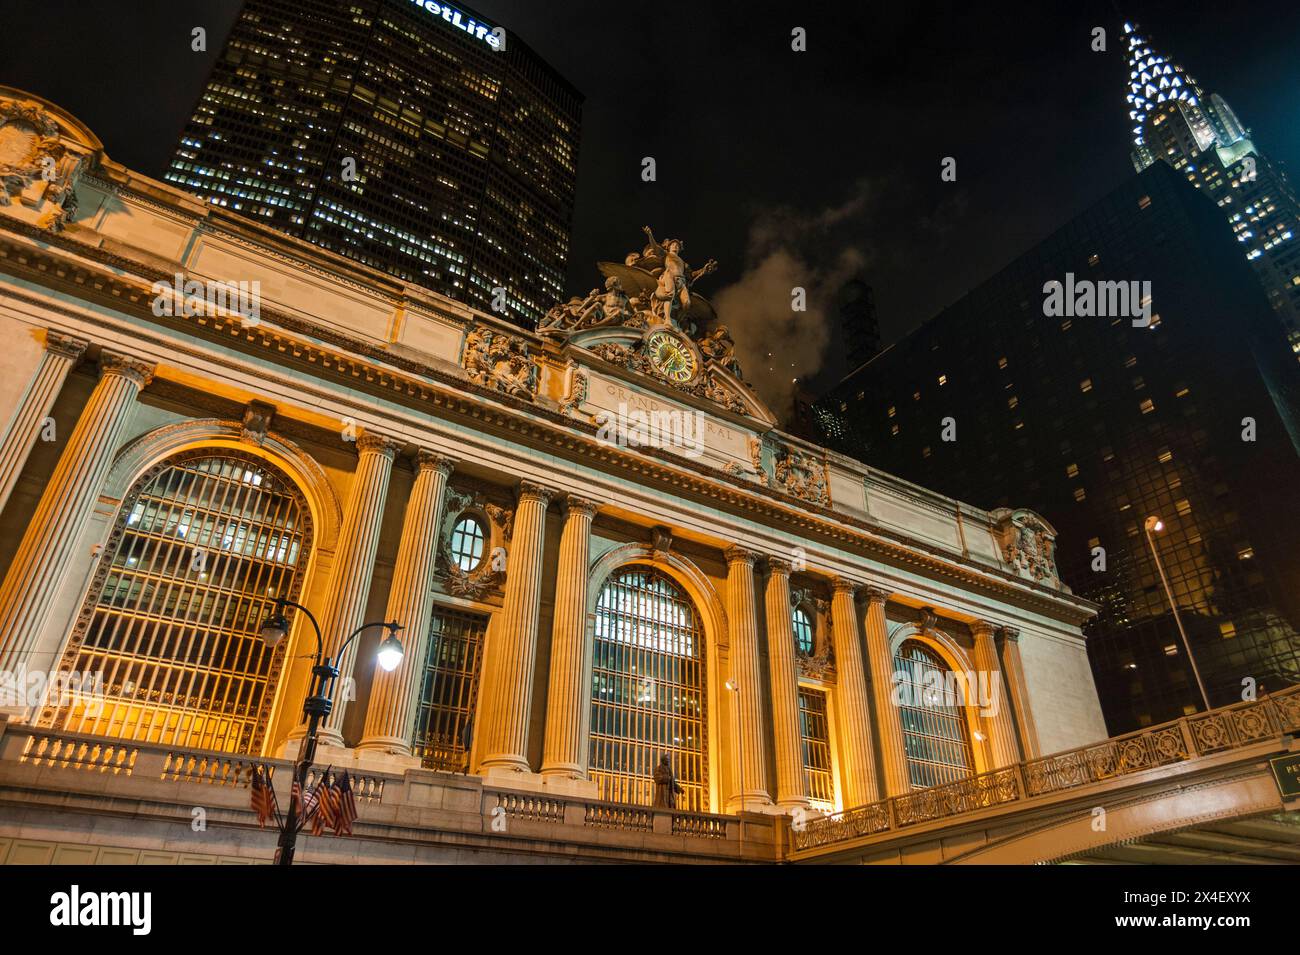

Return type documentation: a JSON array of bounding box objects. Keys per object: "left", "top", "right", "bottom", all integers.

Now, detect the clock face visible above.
[{"left": 647, "top": 331, "right": 698, "bottom": 382}]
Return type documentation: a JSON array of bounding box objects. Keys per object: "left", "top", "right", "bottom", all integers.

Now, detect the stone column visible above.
[
  {"left": 972, "top": 620, "right": 1020, "bottom": 768},
  {"left": 863, "top": 584, "right": 910, "bottom": 798},
  {"left": 0, "top": 331, "right": 88, "bottom": 514},
  {"left": 725, "top": 546, "right": 771, "bottom": 812},
  {"left": 479, "top": 481, "right": 553, "bottom": 775},
  {"left": 540, "top": 495, "right": 600, "bottom": 789},
  {"left": 316, "top": 431, "right": 398, "bottom": 749},
  {"left": 764, "top": 557, "right": 807, "bottom": 810},
  {"left": 0, "top": 350, "right": 153, "bottom": 676},
  {"left": 998, "top": 626, "right": 1040, "bottom": 759},
  {"left": 357, "top": 450, "right": 456, "bottom": 756},
  {"left": 830, "top": 578, "right": 879, "bottom": 808}
]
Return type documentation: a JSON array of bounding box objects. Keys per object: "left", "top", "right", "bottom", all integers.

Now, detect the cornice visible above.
[{"left": 0, "top": 226, "right": 1097, "bottom": 623}]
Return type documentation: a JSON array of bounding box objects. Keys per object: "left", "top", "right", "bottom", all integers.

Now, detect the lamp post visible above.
[
  {"left": 258, "top": 596, "right": 404, "bottom": 866},
  {"left": 1143, "top": 516, "right": 1211, "bottom": 712},
  {"left": 725, "top": 679, "right": 745, "bottom": 859}
]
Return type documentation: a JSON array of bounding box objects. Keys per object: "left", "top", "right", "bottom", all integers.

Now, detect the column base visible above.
[
  {"left": 726, "top": 793, "right": 778, "bottom": 815},
  {"left": 317, "top": 743, "right": 420, "bottom": 775},
  {"left": 271, "top": 740, "right": 419, "bottom": 775},
  {"left": 774, "top": 797, "right": 811, "bottom": 814},
  {"left": 479, "top": 763, "right": 546, "bottom": 792},
  {"left": 315, "top": 729, "right": 346, "bottom": 750},
  {"left": 354, "top": 735, "right": 413, "bottom": 759},
  {"left": 540, "top": 772, "right": 599, "bottom": 798}
]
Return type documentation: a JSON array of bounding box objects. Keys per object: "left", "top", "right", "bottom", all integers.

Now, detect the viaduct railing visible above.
[{"left": 791, "top": 684, "right": 1300, "bottom": 852}]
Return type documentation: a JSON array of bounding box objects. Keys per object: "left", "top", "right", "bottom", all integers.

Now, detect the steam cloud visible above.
[{"left": 712, "top": 183, "right": 873, "bottom": 414}]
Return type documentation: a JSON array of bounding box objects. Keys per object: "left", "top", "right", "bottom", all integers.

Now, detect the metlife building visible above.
[{"left": 166, "top": 0, "right": 582, "bottom": 327}]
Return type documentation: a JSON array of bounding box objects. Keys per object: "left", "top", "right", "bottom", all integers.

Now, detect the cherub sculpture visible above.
[{"left": 578, "top": 276, "right": 633, "bottom": 328}]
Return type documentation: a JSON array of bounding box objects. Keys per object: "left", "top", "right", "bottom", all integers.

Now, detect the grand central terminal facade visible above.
[{"left": 0, "top": 88, "right": 1108, "bottom": 864}]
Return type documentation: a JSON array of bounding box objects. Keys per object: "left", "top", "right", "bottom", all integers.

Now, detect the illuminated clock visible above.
[{"left": 646, "top": 331, "right": 698, "bottom": 383}]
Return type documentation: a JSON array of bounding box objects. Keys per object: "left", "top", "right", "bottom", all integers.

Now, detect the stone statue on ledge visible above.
[
  {"left": 652, "top": 754, "right": 684, "bottom": 809},
  {"left": 698, "top": 324, "right": 742, "bottom": 377}
]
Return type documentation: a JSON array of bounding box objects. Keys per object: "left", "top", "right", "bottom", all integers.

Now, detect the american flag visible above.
[
  {"left": 312, "top": 774, "right": 339, "bottom": 837},
  {"left": 334, "top": 771, "right": 358, "bottom": 836},
  {"left": 249, "top": 764, "right": 276, "bottom": 828},
  {"left": 292, "top": 775, "right": 321, "bottom": 829}
]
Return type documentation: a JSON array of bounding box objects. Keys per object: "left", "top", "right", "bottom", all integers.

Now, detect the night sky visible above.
[{"left": 4, "top": 0, "right": 1298, "bottom": 403}]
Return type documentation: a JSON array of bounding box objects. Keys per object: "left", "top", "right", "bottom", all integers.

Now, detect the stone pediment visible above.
[
  {"left": 569, "top": 324, "right": 775, "bottom": 426},
  {"left": 540, "top": 227, "right": 776, "bottom": 427}
]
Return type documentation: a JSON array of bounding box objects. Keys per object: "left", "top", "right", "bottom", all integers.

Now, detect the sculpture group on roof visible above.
[{"left": 538, "top": 226, "right": 738, "bottom": 373}]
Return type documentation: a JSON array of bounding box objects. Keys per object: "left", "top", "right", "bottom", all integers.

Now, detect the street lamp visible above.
[
  {"left": 257, "top": 596, "right": 404, "bottom": 865},
  {"left": 1143, "top": 516, "right": 1211, "bottom": 712}
]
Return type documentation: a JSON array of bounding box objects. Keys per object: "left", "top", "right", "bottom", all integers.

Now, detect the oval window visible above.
[
  {"left": 449, "top": 515, "right": 486, "bottom": 571},
  {"left": 792, "top": 607, "right": 814, "bottom": 655}
]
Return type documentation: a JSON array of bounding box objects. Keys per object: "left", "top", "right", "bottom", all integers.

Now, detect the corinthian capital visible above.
[
  {"left": 356, "top": 431, "right": 400, "bottom": 457},
  {"left": 861, "top": 584, "right": 891, "bottom": 605},
  {"left": 766, "top": 556, "right": 793, "bottom": 577},
  {"left": 415, "top": 449, "right": 458, "bottom": 477},
  {"left": 98, "top": 350, "right": 155, "bottom": 389},
  {"left": 518, "top": 481, "right": 555, "bottom": 505},
  {"left": 831, "top": 576, "right": 861, "bottom": 597},
  {"left": 724, "top": 546, "right": 759, "bottom": 567},
  {"left": 563, "top": 494, "right": 600, "bottom": 520},
  {"left": 45, "top": 331, "right": 89, "bottom": 361}
]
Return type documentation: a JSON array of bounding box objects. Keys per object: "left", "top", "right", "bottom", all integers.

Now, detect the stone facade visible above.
[{"left": 0, "top": 88, "right": 1107, "bottom": 863}]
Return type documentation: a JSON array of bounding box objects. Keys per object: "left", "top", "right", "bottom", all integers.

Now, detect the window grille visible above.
[
  {"left": 892, "top": 641, "right": 975, "bottom": 789},
  {"left": 412, "top": 607, "right": 488, "bottom": 772},
  {"left": 49, "top": 450, "right": 311, "bottom": 754},
  {"left": 589, "top": 567, "right": 707, "bottom": 811},
  {"left": 798, "top": 686, "right": 835, "bottom": 810}
]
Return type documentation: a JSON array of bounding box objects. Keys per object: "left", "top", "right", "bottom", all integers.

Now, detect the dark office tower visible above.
[
  {"left": 838, "top": 279, "right": 881, "bottom": 370},
  {"left": 812, "top": 163, "right": 1300, "bottom": 735},
  {"left": 166, "top": 0, "right": 582, "bottom": 327},
  {"left": 1124, "top": 21, "right": 1300, "bottom": 351}
]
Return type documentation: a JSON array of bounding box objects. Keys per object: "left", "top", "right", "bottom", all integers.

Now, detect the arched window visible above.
[
  {"left": 792, "top": 606, "right": 814, "bottom": 655},
  {"left": 448, "top": 514, "right": 486, "bottom": 571},
  {"left": 590, "top": 566, "right": 707, "bottom": 811},
  {"left": 49, "top": 450, "right": 312, "bottom": 754},
  {"left": 892, "top": 640, "right": 975, "bottom": 789}
]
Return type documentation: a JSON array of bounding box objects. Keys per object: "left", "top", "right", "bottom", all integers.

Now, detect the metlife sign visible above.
[{"left": 410, "top": 0, "right": 504, "bottom": 50}]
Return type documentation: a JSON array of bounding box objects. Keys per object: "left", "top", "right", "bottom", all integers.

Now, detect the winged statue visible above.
[{"left": 595, "top": 226, "right": 719, "bottom": 334}]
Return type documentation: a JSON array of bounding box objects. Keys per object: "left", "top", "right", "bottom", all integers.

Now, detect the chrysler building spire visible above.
[
  {"left": 1123, "top": 21, "right": 1208, "bottom": 166},
  {"left": 1120, "top": 21, "right": 1300, "bottom": 347}
]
